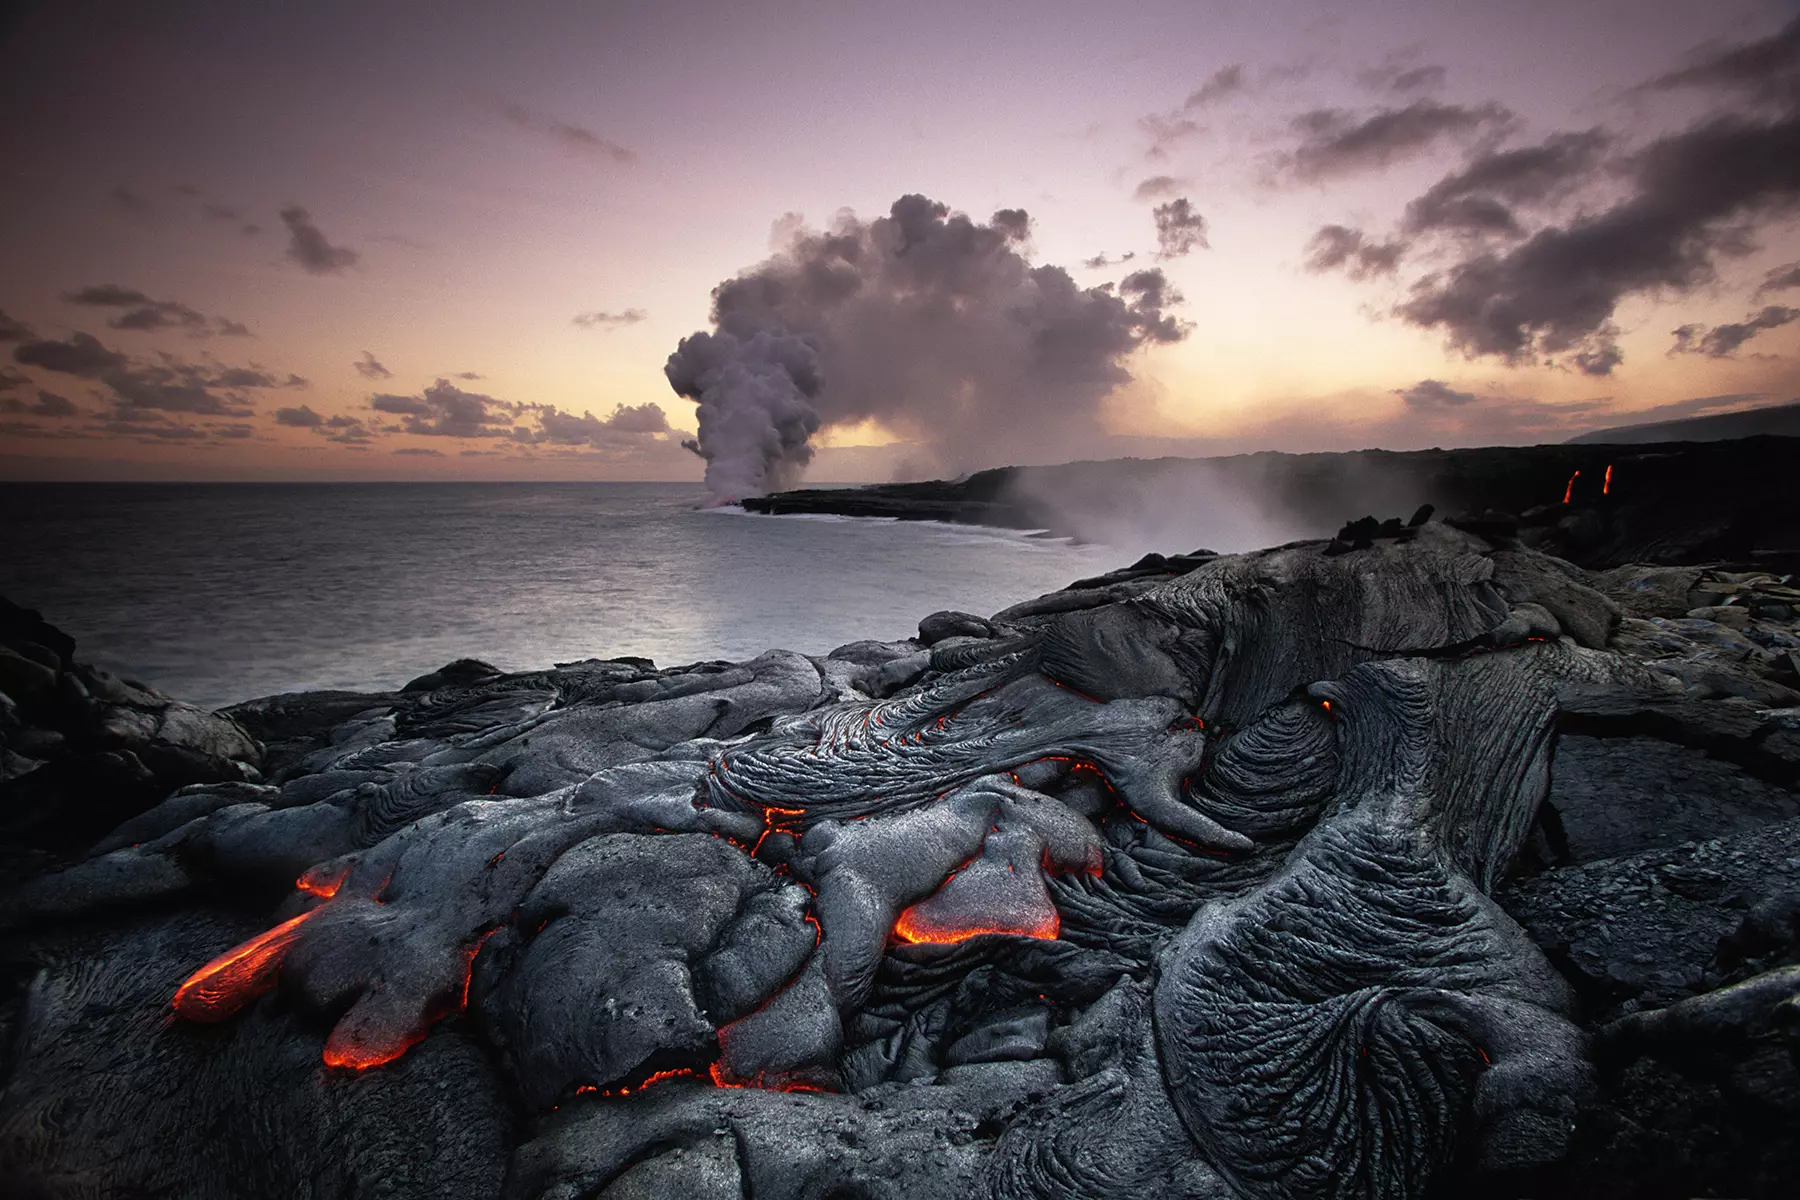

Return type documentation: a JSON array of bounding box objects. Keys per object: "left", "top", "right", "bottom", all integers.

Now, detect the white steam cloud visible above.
[{"left": 665, "top": 193, "right": 1189, "bottom": 498}]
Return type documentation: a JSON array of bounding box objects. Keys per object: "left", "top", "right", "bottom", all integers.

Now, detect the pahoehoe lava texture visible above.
[{"left": 4, "top": 521, "right": 1800, "bottom": 1197}]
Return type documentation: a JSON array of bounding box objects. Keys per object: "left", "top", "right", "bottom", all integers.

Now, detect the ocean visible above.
[{"left": 0, "top": 482, "right": 1114, "bottom": 711}]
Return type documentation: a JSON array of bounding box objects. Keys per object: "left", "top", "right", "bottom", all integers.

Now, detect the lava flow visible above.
[
  {"left": 892, "top": 906, "right": 1060, "bottom": 944},
  {"left": 171, "top": 909, "right": 318, "bottom": 1022}
]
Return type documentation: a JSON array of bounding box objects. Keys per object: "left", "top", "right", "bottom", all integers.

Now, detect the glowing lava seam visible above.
[{"left": 171, "top": 909, "right": 318, "bottom": 1022}]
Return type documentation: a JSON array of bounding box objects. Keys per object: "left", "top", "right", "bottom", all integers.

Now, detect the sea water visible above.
[{"left": 0, "top": 482, "right": 1114, "bottom": 710}]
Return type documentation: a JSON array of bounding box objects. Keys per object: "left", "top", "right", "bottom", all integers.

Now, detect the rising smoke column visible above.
[{"left": 665, "top": 194, "right": 1189, "bottom": 497}]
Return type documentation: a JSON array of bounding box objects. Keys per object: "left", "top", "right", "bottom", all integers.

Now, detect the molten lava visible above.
[
  {"left": 172, "top": 909, "right": 318, "bottom": 1022},
  {"left": 1562, "top": 470, "right": 1580, "bottom": 504},
  {"left": 322, "top": 1025, "right": 428, "bottom": 1072},
  {"left": 295, "top": 863, "right": 348, "bottom": 899},
  {"left": 892, "top": 906, "right": 1060, "bottom": 944},
  {"left": 1603, "top": 463, "right": 1613, "bottom": 495}
]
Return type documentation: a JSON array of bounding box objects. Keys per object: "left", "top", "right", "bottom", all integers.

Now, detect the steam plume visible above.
[{"left": 665, "top": 193, "right": 1188, "bottom": 497}]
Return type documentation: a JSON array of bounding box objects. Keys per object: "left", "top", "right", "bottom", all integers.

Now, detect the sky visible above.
[{"left": 1, "top": 0, "right": 1798, "bottom": 483}]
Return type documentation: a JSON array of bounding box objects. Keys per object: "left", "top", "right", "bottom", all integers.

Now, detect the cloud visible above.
[
  {"left": 392, "top": 447, "right": 443, "bottom": 456},
  {"left": 214, "top": 318, "right": 253, "bottom": 336},
  {"left": 572, "top": 309, "right": 648, "bottom": 330},
  {"left": 1141, "top": 113, "right": 1203, "bottom": 159},
  {"left": 668, "top": 194, "right": 1191, "bottom": 495},
  {"left": 1152, "top": 197, "right": 1209, "bottom": 258},
  {"left": 523, "top": 402, "right": 671, "bottom": 447},
  {"left": 1394, "top": 379, "right": 1481, "bottom": 409},
  {"left": 451, "top": 371, "right": 484, "bottom": 380},
  {"left": 1395, "top": 107, "right": 1800, "bottom": 373},
  {"left": 275, "top": 404, "right": 325, "bottom": 427},
  {"left": 279, "top": 206, "right": 359, "bottom": 274},
  {"left": 1286, "top": 101, "right": 1514, "bottom": 180},
  {"left": 1082, "top": 251, "right": 1137, "bottom": 269},
  {"left": 1643, "top": 13, "right": 1800, "bottom": 106},
  {"left": 1358, "top": 63, "right": 1448, "bottom": 94},
  {"left": 1669, "top": 305, "right": 1800, "bottom": 356},
  {"left": 354, "top": 350, "right": 392, "bottom": 379},
  {"left": 0, "top": 310, "right": 32, "bottom": 343},
  {"left": 13, "top": 332, "right": 129, "bottom": 376},
  {"left": 1400, "top": 130, "right": 1610, "bottom": 237},
  {"left": 1304, "top": 225, "right": 1404, "bottom": 279},
  {"left": 1185, "top": 64, "right": 1246, "bottom": 108},
  {"left": 1132, "top": 175, "right": 1188, "bottom": 202},
  {"left": 370, "top": 379, "right": 531, "bottom": 437},
  {"left": 498, "top": 101, "right": 636, "bottom": 164},
  {"left": 108, "top": 185, "right": 154, "bottom": 215},
  {"left": 0, "top": 390, "right": 78, "bottom": 418},
  {"left": 1756, "top": 260, "right": 1800, "bottom": 297},
  {"left": 62, "top": 284, "right": 231, "bottom": 335}
]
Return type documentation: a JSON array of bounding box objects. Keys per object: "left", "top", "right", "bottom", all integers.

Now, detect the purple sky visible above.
[{"left": 2, "top": 0, "right": 1798, "bottom": 481}]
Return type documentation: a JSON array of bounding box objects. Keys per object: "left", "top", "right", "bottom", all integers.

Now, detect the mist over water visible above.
[{"left": 0, "top": 482, "right": 1113, "bottom": 711}]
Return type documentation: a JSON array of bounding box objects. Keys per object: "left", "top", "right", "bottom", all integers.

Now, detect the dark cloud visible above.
[
  {"left": 498, "top": 102, "right": 636, "bottom": 164},
  {"left": 525, "top": 403, "right": 670, "bottom": 447},
  {"left": 0, "top": 369, "right": 29, "bottom": 392},
  {"left": 1669, "top": 305, "right": 1800, "bottom": 356},
  {"left": 63, "top": 284, "right": 221, "bottom": 334},
  {"left": 1358, "top": 63, "right": 1448, "bottom": 93},
  {"left": 1132, "top": 175, "right": 1187, "bottom": 202},
  {"left": 109, "top": 185, "right": 154, "bottom": 214},
  {"left": 275, "top": 405, "right": 325, "bottom": 427},
  {"left": 1082, "top": 251, "right": 1137, "bottom": 269},
  {"left": 392, "top": 447, "right": 444, "bottom": 456},
  {"left": 354, "top": 350, "right": 392, "bottom": 379},
  {"left": 1395, "top": 108, "right": 1800, "bottom": 373},
  {"left": 571, "top": 309, "right": 648, "bottom": 330},
  {"left": 451, "top": 371, "right": 484, "bottom": 381},
  {"left": 667, "top": 194, "right": 1191, "bottom": 495},
  {"left": 1756, "top": 261, "right": 1800, "bottom": 297},
  {"left": 1644, "top": 14, "right": 1800, "bottom": 106},
  {"left": 1400, "top": 130, "right": 1610, "bottom": 237},
  {"left": 1185, "top": 64, "right": 1246, "bottom": 108},
  {"left": 991, "top": 209, "right": 1032, "bottom": 242},
  {"left": 370, "top": 379, "right": 531, "bottom": 437},
  {"left": 210, "top": 423, "right": 255, "bottom": 440},
  {"left": 1286, "top": 101, "right": 1514, "bottom": 180},
  {"left": 0, "top": 390, "right": 78, "bottom": 418},
  {"left": 214, "top": 318, "right": 253, "bottom": 337},
  {"left": 1152, "top": 198, "right": 1209, "bottom": 259},
  {"left": 102, "top": 364, "right": 252, "bottom": 416},
  {"left": 100, "top": 417, "right": 206, "bottom": 441},
  {"left": 13, "top": 332, "right": 129, "bottom": 377},
  {"left": 1141, "top": 113, "right": 1203, "bottom": 159},
  {"left": 1304, "top": 225, "right": 1405, "bottom": 280},
  {"left": 279, "top": 206, "right": 359, "bottom": 274},
  {"left": 1394, "top": 379, "right": 1480, "bottom": 409},
  {"left": 0, "top": 310, "right": 32, "bottom": 343}
]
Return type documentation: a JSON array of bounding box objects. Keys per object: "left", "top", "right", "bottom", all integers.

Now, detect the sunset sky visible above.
[{"left": 2, "top": 0, "right": 1798, "bottom": 482}]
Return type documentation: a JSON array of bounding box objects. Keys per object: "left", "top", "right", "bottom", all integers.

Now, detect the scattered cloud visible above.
[
  {"left": 1185, "top": 64, "right": 1247, "bottom": 108},
  {"left": 1140, "top": 112, "right": 1203, "bottom": 159},
  {"left": 62, "top": 284, "right": 250, "bottom": 337},
  {"left": 392, "top": 447, "right": 443, "bottom": 456},
  {"left": 1152, "top": 198, "right": 1209, "bottom": 259},
  {"left": 1669, "top": 305, "right": 1800, "bottom": 356},
  {"left": 572, "top": 309, "right": 648, "bottom": 330},
  {"left": 0, "top": 390, "right": 78, "bottom": 418},
  {"left": 497, "top": 101, "right": 636, "bottom": 164},
  {"left": 1286, "top": 101, "right": 1514, "bottom": 181},
  {"left": 0, "top": 310, "right": 33, "bottom": 343},
  {"left": 1756, "top": 260, "right": 1800, "bottom": 297},
  {"left": 1132, "top": 175, "right": 1188, "bottom": 202},
  {"left": 1304, "top": 225, "right": 1404, "bottom": 279},
  {"left": 353, "top": 350, "right": 392, "bottom": 379},
  {"left": 1393, "top": 379, "right": 1480, "bottom": 409},
  {"left": 13, "top": 332, "right": 129, "bottom": 376},
  {"left": 1399, "top": 130, "right": 1610, "bottom": 237},
  {"left": 279, "top": 206, "right": 359, "bottom": 274},
  {"left": 523, "top": 402, "right": 670, "bottom": 447},
  {"left": 1082, "top": 251, "right": 1137, "bottom": 269},
  {"left": 275, "top": 404, "right": 325, "bottom": 427},
  {"left": 1358, "top": 63, "right": 1448, "bottom": 94}
]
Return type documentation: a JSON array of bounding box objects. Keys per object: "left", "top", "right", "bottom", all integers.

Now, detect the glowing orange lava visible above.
[
  {"left": 458, "top": 927, "right": 502, "bottom": 1010},
  {"left": 1562, "top": 470, "right": 1580, "bottom": 504},
  {"left": 172, "top": 909, "right": 318, "bottom": 1022},
  {"left": 1603, "top": 463, "right": 1613, "bottom": 495},
  {"left": 891, "top": 904, "right": 1059, "bottom": 945},
  {"left": 322, "top": 1025, "right": 428, "bottom": 1071},
  {"left": 295, "top": 863, "right": 348, "bottom": 899}
]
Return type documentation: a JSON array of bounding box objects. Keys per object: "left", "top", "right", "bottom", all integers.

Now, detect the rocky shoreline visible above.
[
  {"left": 3, "top": 498, "right": 1800, "bottom": 1197},
  {"left": 745, "top": 436, "right": 1800, "bottom": 573}
]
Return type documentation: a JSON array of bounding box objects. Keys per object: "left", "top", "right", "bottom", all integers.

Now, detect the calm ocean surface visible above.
[{"left": 0, "top": 482, "right": 1115, "bottom": 710}]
